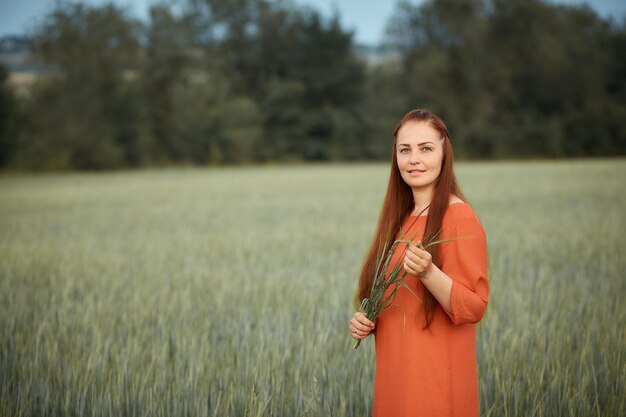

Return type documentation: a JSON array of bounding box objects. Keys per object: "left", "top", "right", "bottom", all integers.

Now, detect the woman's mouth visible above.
[{"left": 408, "top": 169, "right": 426, "bottom": 176}]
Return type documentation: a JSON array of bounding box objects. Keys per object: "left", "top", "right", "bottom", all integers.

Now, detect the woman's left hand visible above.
[{"left": 404, "top": 242, "right": 434, "bottom": 279}]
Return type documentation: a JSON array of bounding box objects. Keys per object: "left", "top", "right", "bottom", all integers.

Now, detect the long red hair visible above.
[{"left": 354, "top": 109, "right": 467, "bottom": 328}]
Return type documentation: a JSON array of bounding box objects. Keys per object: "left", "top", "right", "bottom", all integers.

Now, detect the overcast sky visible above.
[{"left": 1, "top": 0, "right": 625, "bottom": 45}]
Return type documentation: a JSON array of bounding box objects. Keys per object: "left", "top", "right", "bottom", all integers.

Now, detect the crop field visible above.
[{"left": 0, "top": 159, "right": 625, "bottom": 417}]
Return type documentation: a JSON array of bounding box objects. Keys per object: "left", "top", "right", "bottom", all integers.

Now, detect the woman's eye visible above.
[
  {"left": 399, "top": 148, "right": 410, "bottom": 153},
  {"left": 421, "top": 147, "right": 432, "bottom": 152}
]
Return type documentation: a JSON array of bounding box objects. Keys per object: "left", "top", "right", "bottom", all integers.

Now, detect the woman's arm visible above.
[
  {"left": 404, "top": 245, "right": 453, "bottom": 314},
  {"left": 404, "top": 211, "right": 489, "bottom": 325}
]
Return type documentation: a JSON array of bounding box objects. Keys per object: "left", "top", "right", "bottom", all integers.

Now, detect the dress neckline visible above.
[{"left": 408, "top": 201, "right": 467, "bottom": 218}]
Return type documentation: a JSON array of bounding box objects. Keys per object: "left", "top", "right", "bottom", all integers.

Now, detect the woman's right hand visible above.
[{"left": 350, "top": 312, "right": 375, "bottom": 340}]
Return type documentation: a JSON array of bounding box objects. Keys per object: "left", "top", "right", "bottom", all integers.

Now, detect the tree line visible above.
[{"left": 1, "top": 0, "right": 624, "bottom": 170}]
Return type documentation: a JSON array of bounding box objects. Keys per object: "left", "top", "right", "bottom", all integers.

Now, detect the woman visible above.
[{"left": 349, "top": 109, "right": 489, "bottom": 417}]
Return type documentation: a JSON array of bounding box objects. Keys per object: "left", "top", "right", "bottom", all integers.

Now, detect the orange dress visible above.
[{"left": 373, "top": 202, "right": 489, "bottom": 417}]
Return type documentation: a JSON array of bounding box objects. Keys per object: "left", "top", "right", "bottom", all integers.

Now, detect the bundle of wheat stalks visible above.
[{"left": 354, "top": 218, "right": 459, "bottom": 350}]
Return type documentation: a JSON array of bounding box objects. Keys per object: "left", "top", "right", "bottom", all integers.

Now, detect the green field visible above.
[{"left": 1, "top": 160, "right": 625, "bottom": 417}]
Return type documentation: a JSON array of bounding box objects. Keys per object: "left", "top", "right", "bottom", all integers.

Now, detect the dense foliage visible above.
[{"left": 1, "top": 0, "right": 625, "bottom": 170}]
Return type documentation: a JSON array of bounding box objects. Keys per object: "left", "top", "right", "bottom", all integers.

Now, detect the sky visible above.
[{"left": 1, "top": 0, "right": 625, "bottom": 45}]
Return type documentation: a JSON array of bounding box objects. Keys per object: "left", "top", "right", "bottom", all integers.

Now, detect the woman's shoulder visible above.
[
  {"left": 449, "top": 194, "right": 464, "bottom": 205},
  {"left": 446, "top": 195, "right": 472, "bottom": 215},
  {"left": 443, "top": 197, "right": 482, "bottom": 225},
  {"left": 440, "top": 201, "right": 487, "bottom": 260},
  {"left": 441, "top": 200, "right": 486, "bottom": 245}
]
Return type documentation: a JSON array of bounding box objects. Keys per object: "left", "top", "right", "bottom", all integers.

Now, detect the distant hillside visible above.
[
  {"left": 0, "top": 36, "right": 33, "bottom": 53},
  {"left": 0, "top": 35, "right": 42, "bottom": 75},
  {"left": 354, "top": 43, "right": 400, "bottom": 66}
]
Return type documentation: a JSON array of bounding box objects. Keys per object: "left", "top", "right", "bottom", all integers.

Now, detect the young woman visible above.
[{"left": 349, "top": 109, "right": 489, "bottom": 417}]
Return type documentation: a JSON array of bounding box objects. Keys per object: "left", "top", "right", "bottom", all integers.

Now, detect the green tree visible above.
[
  {"left": 357, "top": 63, "right": 407, "bottom": 160},
  {"left": 0, "top": 64, "right": 20, "bottom": 168},
  {"left": 191, "top": 0, "right": 365, "bottom": 161},
  {"left": 142, "top": 3, "right": 264, "bottom": 165},
  {"left": 168, "top": 71, "right": 263, "bottom": 165},
  {"left": 142, "top": 4, "right": 197, "bottom": 163},
  {"left": 484, "top": 0, "right": 625, "bottom": 157},
  {"left": 20, "top": 2, "right": 143, "bottom": 169}
]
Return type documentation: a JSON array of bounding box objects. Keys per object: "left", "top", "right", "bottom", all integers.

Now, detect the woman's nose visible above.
[{"left": 409, "top": 149, "right": 421, "bottom": 164}]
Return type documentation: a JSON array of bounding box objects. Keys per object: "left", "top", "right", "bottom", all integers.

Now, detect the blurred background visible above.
[
  {"left": 1, "top": 2, "right": 625, "bottom": 416},
  {"left": 0, "top": 0, "right": 625, "bottom": 171}
]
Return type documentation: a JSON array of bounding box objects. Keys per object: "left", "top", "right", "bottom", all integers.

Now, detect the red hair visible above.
[{"left": 354, "top": 109, "right": 467, "bottom": 328}]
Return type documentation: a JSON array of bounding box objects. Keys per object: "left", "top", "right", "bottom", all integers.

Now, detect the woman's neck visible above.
[{"left": 412, "top": 186, "right": 434, "bottom": 215}]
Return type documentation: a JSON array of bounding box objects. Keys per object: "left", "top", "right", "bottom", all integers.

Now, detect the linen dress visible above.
[{"left": 372, "top": 202, "right": 489, "bottom": 417}]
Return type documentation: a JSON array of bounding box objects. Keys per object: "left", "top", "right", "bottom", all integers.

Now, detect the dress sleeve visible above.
[{"left": 439, "top": 206, "right": 489, "bottom": 325}]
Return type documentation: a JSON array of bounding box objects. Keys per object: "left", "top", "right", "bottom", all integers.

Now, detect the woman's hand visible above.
[
  {"left": 349, "top": 312, "right": 375, "bottom": 340},
  {"left": 404, "top": 241, "right": 434, "bottom": 279}
]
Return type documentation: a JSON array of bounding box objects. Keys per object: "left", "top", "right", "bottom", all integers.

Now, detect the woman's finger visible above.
[
  {"left": 408, "top": 244, "right": 429, "bottom": 259},
  {"left": 405, "top": 256, "right": 428, "bottom": 275},
  {"left": 351, "top": 330, "right": 366, "bottom": 340},
  {"left": 405, "top": 248, "right": 419, "bottom": 262},
  {"left": 355, "top": 312, "right": 375, "bottom": 328},
  {"left": 404, "top": 255, "right": 421, "bottom": 271},
  {"left": 352, "top": 318, "right": 373, "bottom": 333},
  {"left": 349, "top": 324, "right": 371, "bottom": 339}
]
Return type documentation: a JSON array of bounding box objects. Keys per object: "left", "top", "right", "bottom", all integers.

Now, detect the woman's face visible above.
[{"left": 396, "top": 121, "right": 444, "bottom": 192}]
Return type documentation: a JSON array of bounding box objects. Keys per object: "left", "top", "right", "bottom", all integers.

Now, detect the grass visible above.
[{"left": 0, "top": 159, "right": 624, "bottom": 416}]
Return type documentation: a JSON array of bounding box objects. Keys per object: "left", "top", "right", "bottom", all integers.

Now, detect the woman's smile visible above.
[{"left": 408, "top": 168, "right": 427, "bottom": 176}]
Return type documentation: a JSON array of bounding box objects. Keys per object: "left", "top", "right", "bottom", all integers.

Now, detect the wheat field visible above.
[{"left": 1, "top": 159, "right": 624, "bottom": 416}]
